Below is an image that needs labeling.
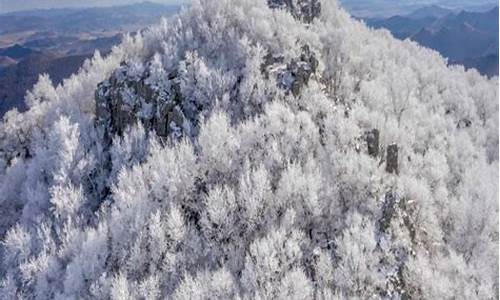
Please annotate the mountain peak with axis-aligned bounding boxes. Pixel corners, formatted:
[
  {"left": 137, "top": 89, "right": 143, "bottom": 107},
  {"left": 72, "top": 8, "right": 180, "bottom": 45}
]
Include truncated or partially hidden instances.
[
  {"left": 0, "top": 44, "right": 38, "bottom": 59},
  {"left": 0, "top": 1, "right": 497, "bottom": 299},
  {"left": 406, "top": 4, "right": 452, "bottom": 20}
]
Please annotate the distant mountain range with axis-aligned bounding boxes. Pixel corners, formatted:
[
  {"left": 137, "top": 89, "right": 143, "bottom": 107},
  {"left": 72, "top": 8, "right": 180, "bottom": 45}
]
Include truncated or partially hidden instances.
[
  {"left": 0, "top": 1, "right": 181, "bottom": 116},
  {"left": 405, "top": 5, "right": 454, "bottom": 19},
  {"left": 454, "top": 54, "right": 499, "bottom": 78},
  {"left": 0, "top": 53, "right": 91, "bottom": 116},
  {"left": 364, "top": 5, "right": 499, "bottom": 77},
  {"left": 342, "top": 0, "right": 498, "bottom": 18},
  {"left": 0, "top": 2, "right": 180, "bottom": 35},
  {"left": 0, "top": 56, "right": 16, "bottom": 69},
  {"left": 0, "top": 2, "right": 497, "bottom": 117},
  {"left": 22, "top": 34, "right": 123, "bottom": 56},
  {"left": 0, "top": 44, "right": 39, "bottom": 59}
]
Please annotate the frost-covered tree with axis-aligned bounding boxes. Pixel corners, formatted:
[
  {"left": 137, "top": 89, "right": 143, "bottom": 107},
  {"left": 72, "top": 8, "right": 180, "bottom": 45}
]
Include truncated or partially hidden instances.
[{"left": 0, "top": 0, "right": 498, "bottom": 299}]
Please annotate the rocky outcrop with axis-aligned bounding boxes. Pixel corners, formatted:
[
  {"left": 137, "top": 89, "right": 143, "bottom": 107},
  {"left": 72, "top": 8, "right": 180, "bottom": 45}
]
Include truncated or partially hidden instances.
[
  {"left": 262, "top": 44, "right": 318, "bottom": 97},
  {"left": 377, "top": 190, "right": 419, "bottom": 299},
  {"left": 378, "top": 191, "right": 416, "bottom": 241},
  {"left": 379, "top": 191, "right": 398, "bottom": 234},
  {"left": 457, "top": 118, "right": 472, "bottom": 129},
  {"left": 365, "top": 129, "right": 380, "bottom": 158},
  {"left": 268, "top": 0, "right": 321, "bottom": 23},
  {"left": 96, "top": 43, "right": 318, "bottom": 144},
  {"left": 95, "top": 62, "right": 191, "bottom": 146},
  {"left": 386, "top": 144, "right": 399, "bottom": 174}
]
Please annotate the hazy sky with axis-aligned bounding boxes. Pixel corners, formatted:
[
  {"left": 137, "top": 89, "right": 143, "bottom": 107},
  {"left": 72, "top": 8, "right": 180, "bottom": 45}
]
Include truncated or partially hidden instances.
[{"left": 0, "top": 0, "right": 187, "bottom": 13}]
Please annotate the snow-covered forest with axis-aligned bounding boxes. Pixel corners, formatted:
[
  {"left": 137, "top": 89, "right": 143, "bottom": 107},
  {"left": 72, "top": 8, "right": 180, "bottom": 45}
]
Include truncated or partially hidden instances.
[{"left": 0, "top": 0, "right": 498, "bottom": 299}]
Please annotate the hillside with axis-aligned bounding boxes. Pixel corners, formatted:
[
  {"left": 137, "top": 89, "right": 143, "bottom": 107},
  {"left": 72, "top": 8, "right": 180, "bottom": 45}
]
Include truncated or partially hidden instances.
[
  {"left": 0, "top": 0, "right": 498, "bottom": 299},
  {"left": 365, "top": 15, "right": 434, "bottom": 39},
  {"left": 0, "top": 53, "right": 91, "bottom": 116},
  {"left": 0, "top": 56, "right": 16, "bottom": 69},
  {"left": 454, "top": 54, "right": 500, "bottom": 77},
  {"left": 0, "top": 2, "right": 181, "bottom": 117},
  {"left": 406, "top": 5, "right": 453, "bottom": 19},
  {"left": 412, "top": 23, "right": 495, "bottom": 61},
  {"left": 0, "top": 44, "right": 39, "bottom": 59},
  {"left": 0, "top": 2, "right": 180, "bottom": 35},
  {"left": 365, "top": 6, "right": 499, "bottom": 76},
  {"left": 341, "top": 0, "right": 498, "bottom": 18}
]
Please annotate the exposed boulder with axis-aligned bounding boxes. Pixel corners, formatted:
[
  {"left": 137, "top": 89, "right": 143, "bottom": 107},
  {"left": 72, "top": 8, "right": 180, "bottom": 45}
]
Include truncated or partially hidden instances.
[
  {"left": 386, "top": 144, "right": 399, "bottom": 174},
  {"left": 268, "top": 0, "right": 321, "bottom": 23},
  {"left": 95, "top": 62, "right": 192, "bottom": 146},
  {"left": 261, "top": 53, "right": 284, "bottom": 77},
  {"left": 457, "top": 118, "right": 472, "bottom": 129},
  {"left": 377, "top": 191, "right": 420, "bottom": 299},
  {"left": 96, "top": 43, "right": 319, "bottom": 145},
  {"left": 265, "top": 44, "right": 318, "bottom": 97},
  {"left": 365, "top": 129, "right": 380, "bottom": 157},
  {"left": 379, "top": 191, "right": 398, "bottom": 234}
]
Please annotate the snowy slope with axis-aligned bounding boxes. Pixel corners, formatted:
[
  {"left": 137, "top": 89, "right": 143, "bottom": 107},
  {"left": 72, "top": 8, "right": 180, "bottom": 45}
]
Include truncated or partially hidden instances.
[{"left": 0, "top": 0, "right": 498, "bottom": 299}]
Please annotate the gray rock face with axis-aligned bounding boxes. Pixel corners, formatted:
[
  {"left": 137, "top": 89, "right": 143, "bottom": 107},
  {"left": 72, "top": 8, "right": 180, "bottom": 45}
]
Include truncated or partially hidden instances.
[
  {"left": 365, "top": 129, "right": 380, "bottom": 157},
  {"left": 265, "top": 44, "right": 318, "bottom": 97},
  {"left": 268, "top": 0, "right": 321, "bottom": 23},
  {"left": 386, "top": 144, "right": 399, "bottom": 174},
  {"left": 457, "top": 118, "right": 472, "bottom": 129},
  {"left": 95, "top": 62, "right": 192, "bottom": 146},
  {"left": 379, "top": 191, "right": 398, "bottom": 234},
  {"left": 96, "top": 44, "right": 318, "bottom": 144},
  {"left": 377, "top": 191, "right": 415, "bottom": 299}
]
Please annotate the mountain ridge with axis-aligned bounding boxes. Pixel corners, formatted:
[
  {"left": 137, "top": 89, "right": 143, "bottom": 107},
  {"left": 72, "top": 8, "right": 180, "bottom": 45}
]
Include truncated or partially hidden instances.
[
  {"left": 0, "top": 1, "right": 181, "bottom": 35},
  {"left": 0, "top": 2, "right": 182, "bottom": 117},
  {"left": 365, "top": 5, "right": 499, "bottom": 76},
  {"left": 0, "top": 1, "right": 497, "bottom": 299},
  {"left": 405, "top": 4, "right": 453, "bottom": 20}
]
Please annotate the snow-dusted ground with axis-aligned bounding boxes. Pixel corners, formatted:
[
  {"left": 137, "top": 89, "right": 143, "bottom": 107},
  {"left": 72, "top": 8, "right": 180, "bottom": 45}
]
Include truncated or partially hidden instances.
[{"left": 0, "top": 0, "right": 498, "bottom": 299}]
